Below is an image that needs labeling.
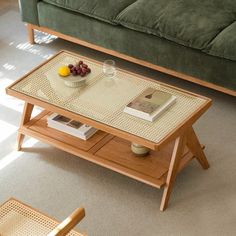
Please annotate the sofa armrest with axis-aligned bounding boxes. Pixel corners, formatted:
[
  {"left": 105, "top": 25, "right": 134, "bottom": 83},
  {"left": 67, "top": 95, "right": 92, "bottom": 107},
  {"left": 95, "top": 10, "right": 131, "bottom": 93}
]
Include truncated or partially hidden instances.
[{"left": 19, "top": 0, "right": 41, "bottom": 25}]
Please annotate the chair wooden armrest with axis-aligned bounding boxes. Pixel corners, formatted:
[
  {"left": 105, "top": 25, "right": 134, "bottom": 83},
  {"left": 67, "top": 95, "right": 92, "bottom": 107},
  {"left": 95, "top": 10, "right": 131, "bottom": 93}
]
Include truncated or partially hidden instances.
[{"left": 47, "top": 208, "right": 85, "bottom": 236}]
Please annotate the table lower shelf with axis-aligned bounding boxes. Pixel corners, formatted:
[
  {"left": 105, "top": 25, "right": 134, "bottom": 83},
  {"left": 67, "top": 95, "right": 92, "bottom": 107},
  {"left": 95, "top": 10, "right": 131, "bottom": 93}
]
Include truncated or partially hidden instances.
[{"left": 19, "top": 110, "right": 196, "bottom": 189}]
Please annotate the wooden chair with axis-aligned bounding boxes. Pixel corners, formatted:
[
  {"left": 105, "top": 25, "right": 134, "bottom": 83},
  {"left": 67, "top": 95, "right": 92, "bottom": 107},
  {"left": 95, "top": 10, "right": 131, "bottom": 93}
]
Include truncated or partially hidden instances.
[{"left": 0, "top": 198, "right": 85, "bottom": 236}]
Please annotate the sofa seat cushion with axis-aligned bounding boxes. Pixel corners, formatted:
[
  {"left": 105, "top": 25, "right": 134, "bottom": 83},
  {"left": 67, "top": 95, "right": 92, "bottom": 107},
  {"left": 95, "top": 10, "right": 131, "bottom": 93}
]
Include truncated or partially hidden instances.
[
  {"left": 115, "top": 0, "right": 236, "bottom": 61},
  {"left": 43, "top": 0, "right": 136, "bottom": 25},
  {"left": 205, "top": 21, "right": 236, "bottom": 61}
]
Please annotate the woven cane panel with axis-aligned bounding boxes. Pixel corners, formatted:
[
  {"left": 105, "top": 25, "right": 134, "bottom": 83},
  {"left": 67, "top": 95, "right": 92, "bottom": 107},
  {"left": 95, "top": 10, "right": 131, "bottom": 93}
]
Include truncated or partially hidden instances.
[
  {"left": 0, "top": 199, "right": 81, "bottom": 236},
  {"left": 12, "top": 52, "right": 207, "bottom": 143}
]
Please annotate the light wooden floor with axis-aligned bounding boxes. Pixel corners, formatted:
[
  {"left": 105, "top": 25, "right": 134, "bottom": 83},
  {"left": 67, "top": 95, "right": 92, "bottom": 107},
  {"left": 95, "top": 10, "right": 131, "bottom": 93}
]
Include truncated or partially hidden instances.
[{"left": 0, "top": 0, "right": 18, "bottom": 9}]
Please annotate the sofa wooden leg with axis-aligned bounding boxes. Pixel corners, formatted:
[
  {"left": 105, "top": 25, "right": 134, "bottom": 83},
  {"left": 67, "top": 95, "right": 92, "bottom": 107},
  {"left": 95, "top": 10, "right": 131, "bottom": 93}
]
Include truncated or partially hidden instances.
[{"left": 27, "top": 24, "right": 35, "bottom": 44}]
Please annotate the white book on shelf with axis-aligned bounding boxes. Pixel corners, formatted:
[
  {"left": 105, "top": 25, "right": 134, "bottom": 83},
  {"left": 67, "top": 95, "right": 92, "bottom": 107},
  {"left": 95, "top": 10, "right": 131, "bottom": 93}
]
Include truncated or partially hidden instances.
[
  {"left": 47, "top": 113, "right": 97, "bottom": 140},
  {"left": 123, "top": 88, "right": 177, "bottom": 122}
]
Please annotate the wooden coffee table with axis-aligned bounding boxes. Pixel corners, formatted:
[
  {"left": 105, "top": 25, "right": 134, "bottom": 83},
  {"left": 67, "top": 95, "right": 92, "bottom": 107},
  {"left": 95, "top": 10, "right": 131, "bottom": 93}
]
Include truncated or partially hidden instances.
[{"left": 6, "top": 51, "right": 211, "bottom": 211}]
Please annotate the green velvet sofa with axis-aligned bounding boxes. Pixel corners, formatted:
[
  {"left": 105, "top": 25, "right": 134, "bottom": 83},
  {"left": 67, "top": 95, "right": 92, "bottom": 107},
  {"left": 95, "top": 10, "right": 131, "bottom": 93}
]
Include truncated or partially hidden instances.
[{"left": 19, "top": 0, "right": 236, "bottom": 96}]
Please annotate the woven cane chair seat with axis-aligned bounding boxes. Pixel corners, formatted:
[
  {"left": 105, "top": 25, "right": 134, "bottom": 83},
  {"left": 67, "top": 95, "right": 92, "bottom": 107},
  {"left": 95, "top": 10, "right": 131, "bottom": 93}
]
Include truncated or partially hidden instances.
[{"left": 0, "top": 199, "right": 84, "bottom": 236}]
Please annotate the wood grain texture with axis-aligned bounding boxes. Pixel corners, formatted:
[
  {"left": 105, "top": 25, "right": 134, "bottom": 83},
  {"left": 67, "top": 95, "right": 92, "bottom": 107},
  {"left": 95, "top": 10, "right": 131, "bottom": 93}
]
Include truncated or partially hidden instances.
[
  {"left": 160, "top": 135, "right": 186, "bottom": 211},
  {"left": 96, "top": 137, "right": 171, "bottom": 179},
  {"left": 16, "top": 133, "right": 25, "bottom": 151},
  {"left": 88, "top": 134, "right": 114, "bottom": 154},
  {"left": 17, "top": 112, "right": 197, "bottom": 191},
  {"left": 48, "top": 208, "right": 85, "bottom": 236},
  {"left": 27, "top": 24, "right": 35, "bottom": 44},
  {"left": 28, "top": 24, "right": 236, "bottom": 96},
  {"left": 17, "top": 102, "right": 34, "bottom": 150},
  {"left": 20, "top": 124, "right": 166, "bottom": 188},
  {"left": 20, "top": 102, "right": 34, "bottom": 126},
  {"left": 29, "top": 113, "right": 108, "bottom": 152},
  {"left": 186, "top": 127, "right": 210, "bottom": 169}
]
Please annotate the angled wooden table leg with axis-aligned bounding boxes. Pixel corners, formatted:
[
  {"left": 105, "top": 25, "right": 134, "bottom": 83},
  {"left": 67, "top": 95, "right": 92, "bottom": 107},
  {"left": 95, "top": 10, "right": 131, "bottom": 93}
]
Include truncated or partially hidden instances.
[
  {"left": 160, "top": 135, "right": 186, "bottom": 211},
  {"left": 17, "top": 102, "right": 34, "bottom": 150},
  {"left": 186, "top": 127, "right": 210, "bottom": 169}
]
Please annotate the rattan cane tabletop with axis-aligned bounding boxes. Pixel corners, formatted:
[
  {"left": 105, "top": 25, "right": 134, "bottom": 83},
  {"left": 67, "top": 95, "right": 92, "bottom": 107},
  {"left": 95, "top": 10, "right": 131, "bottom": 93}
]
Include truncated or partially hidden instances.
[{"left": 8, "top": 51, "right": 210, "bottom": 149}]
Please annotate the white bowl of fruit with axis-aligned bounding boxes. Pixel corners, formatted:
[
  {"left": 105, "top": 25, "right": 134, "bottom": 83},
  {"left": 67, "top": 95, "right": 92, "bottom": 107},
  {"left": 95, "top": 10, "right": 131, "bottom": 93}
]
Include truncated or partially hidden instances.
[{"left": 58, "top": 61, "right": 91, "bottom": 87}]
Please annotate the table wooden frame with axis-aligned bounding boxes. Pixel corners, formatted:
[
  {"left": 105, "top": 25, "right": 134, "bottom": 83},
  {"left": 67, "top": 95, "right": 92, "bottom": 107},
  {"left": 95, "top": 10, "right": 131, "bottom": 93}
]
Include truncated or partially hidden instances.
[{"left": 6, "top": 51, "right": 211, "bottom": 211}]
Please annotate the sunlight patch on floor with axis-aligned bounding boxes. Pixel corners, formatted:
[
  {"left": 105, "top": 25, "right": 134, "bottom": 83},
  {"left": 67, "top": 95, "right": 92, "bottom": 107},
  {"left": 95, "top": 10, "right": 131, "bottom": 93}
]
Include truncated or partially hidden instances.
[
  {"left": 16, "top": 41, "right": 40, "bottom": 54},
  {"left": 15, "top": 41, "right": 53, "bottom": 59},
  {"left": 0, "top": 138, "right": 38, "bottom": 170},
  {"left": 0, "top": 77, "right": 25, "bottom": 114},
  {"left": 35, "top": 30, "right": 57, "bottom": 45},
  {"left": 3, "top": 63, "right": 16, "bottom": 71},
  {"left": 0, "top": 77, "right": 25, "bottom": 113},
  {"left": 10, "top": 30, "right": 56, "bottom": 60},
  {"left": 0, "top": 120, "right": 17, "bottom": 143},
  {"left": 0, "top": 76, "right": 42, "bottom": 115}
]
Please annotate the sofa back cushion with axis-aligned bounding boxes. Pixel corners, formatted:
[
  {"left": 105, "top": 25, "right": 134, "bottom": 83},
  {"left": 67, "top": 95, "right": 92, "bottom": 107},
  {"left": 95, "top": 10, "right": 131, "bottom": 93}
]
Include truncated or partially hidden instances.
[
  {"left": 43, "top": 0, "right": 137, "bottom": 25},
  {"left": 115, "top": 0, "right": 236, "bottom": 61}
]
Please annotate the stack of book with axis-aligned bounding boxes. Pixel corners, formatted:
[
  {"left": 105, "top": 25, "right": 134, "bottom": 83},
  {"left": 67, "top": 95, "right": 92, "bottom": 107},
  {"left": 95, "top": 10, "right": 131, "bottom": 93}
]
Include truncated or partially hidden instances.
[
  {"left": 124, "top": 88, "right": 177, "bottom": 122},
  {"left": 47, "top": 113, "right": 97, "bottom": 140}
]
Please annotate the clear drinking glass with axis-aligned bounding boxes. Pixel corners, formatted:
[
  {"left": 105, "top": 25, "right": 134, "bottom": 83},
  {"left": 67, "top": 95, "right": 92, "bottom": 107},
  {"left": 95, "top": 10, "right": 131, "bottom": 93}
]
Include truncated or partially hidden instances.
[{"left": 103, "top": 60, "right": 116, "bottom": 78}]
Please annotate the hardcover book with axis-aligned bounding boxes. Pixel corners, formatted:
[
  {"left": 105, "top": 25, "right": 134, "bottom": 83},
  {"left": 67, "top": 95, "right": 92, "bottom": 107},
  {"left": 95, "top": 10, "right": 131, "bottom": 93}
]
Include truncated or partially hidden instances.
[
  {"left": 123, "top": 88, "right": 176, "bottom": 122},
  {"left": 47, "top": 113, "right": 97, "bottom": 140}
]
